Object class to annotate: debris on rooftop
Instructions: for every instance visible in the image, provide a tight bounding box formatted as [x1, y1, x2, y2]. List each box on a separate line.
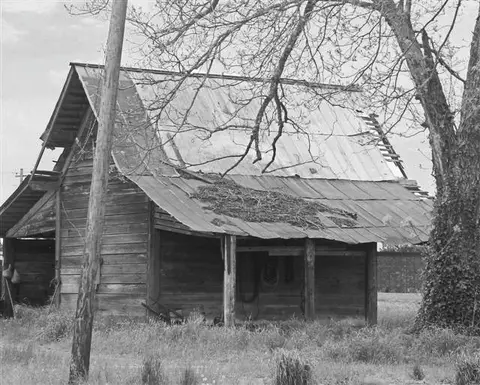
[191, 178, 357, 229]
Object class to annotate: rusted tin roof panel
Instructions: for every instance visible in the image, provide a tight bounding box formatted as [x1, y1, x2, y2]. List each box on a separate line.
[127, 174, 431, 244]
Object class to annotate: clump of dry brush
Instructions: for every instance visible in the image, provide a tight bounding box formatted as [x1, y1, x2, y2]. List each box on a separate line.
[274, 349, 312, 385]
[192, 178, 357, 230]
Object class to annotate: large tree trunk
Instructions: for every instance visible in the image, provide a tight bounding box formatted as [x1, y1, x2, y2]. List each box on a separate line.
[384, 3, 480, 330]
[416, 8, 480, 331]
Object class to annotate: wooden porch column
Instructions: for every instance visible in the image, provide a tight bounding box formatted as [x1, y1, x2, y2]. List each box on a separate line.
[365, 242, 378, 325]
[304, 238, 315, 321]
[146, 201, 162, 316]
[54, 189, 62, 307]
[2, 238, 15, 317]
[223, 235, 236, 327]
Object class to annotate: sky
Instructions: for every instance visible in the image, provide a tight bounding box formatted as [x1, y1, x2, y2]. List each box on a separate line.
[1, 0, 109, 202]
[0, 1, 477, 203]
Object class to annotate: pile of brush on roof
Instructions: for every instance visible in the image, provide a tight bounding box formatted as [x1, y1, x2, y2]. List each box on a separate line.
[191, 177, 357, 230]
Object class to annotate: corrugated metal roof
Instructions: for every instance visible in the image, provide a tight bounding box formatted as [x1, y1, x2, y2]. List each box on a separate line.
[14, 63, 430, 245]
[72, 64, 404, 181]
[127, 173, 432, 244]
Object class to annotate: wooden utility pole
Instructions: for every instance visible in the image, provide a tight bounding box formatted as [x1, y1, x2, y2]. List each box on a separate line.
[68, 1, 128, 383]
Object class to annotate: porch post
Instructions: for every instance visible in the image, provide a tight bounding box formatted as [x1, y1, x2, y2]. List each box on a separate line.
[2, 238, 15, 317]
[365, 242, 378, 325]
[304, 238, 315, 320]
[223, 234, 236, 327]
[54, 189, 62, 307]
[146, 201, 162, 317]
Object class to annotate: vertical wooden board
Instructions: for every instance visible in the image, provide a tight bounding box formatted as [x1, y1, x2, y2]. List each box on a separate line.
[55, 189, 61, 306]
[365, 243, 378, 325]
[158, 231, 223, 318]
[304, 238, 315, 320]
[223, 235, 237, 326]
[147, 202, 161, 315]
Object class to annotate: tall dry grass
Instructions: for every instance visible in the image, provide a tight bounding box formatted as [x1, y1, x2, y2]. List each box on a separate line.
[0, 293, 477, 384]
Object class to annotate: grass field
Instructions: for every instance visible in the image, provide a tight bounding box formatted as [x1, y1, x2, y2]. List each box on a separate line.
[0, 293, 478, 385]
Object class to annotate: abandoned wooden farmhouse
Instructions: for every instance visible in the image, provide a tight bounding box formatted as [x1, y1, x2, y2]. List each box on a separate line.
[0, 63, 432, 324]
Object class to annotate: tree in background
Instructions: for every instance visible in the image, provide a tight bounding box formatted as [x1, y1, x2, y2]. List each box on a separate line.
[78, 0, 480, 331]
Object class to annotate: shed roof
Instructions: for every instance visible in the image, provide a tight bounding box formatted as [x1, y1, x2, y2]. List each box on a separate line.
[0, 172, 58, 237]
[133, 175, 432, 244]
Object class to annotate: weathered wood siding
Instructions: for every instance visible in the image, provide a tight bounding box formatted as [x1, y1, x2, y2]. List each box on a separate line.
[60, 152, 150, 316]
[316, 254, 365, 318]
[155, 232, 366, 321]
[157, 231, 223, 318]
[10, 239, 55, 305]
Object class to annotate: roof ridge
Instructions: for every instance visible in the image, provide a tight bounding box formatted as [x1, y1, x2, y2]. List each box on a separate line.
[70, 62, 362, 92]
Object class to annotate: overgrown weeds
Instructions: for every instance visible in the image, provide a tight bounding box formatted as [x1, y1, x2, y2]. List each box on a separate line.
[2, 294, 480, 384]
[141, 356, 169, 385]
[275, 349, 312, 385]
[455, 353, 480, 385]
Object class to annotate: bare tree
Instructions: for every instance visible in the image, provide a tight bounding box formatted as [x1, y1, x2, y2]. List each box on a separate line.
[74, 0, 480, 331]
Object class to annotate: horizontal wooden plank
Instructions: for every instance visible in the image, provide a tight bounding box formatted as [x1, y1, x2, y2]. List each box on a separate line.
[61, 183, 141, 197]
[62, 233, 149, 247]
[61, 263, 147, 275]
[61, 222, 148, 238]
[62, 174, 93, 185]
[61, 213, 148, 230]
[62, 202, 148, 220]
[61, 192, 148, 210]
[61, 293, 145, 316]
[61, 273, 146, 286]
[154, 224, 212, 237]
[378, 251, 422, 258]
[237, 246, 365, 257]
[62, 243, 147, 257]
[62, 254, 147, 267]
[62, 283, 146, 295]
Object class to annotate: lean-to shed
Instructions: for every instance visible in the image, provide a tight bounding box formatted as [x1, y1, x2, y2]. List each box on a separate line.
[0, 63, 432, 323]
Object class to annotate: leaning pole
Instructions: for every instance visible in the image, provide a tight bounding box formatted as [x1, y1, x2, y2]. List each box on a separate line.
[68, 1, 128, 383]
